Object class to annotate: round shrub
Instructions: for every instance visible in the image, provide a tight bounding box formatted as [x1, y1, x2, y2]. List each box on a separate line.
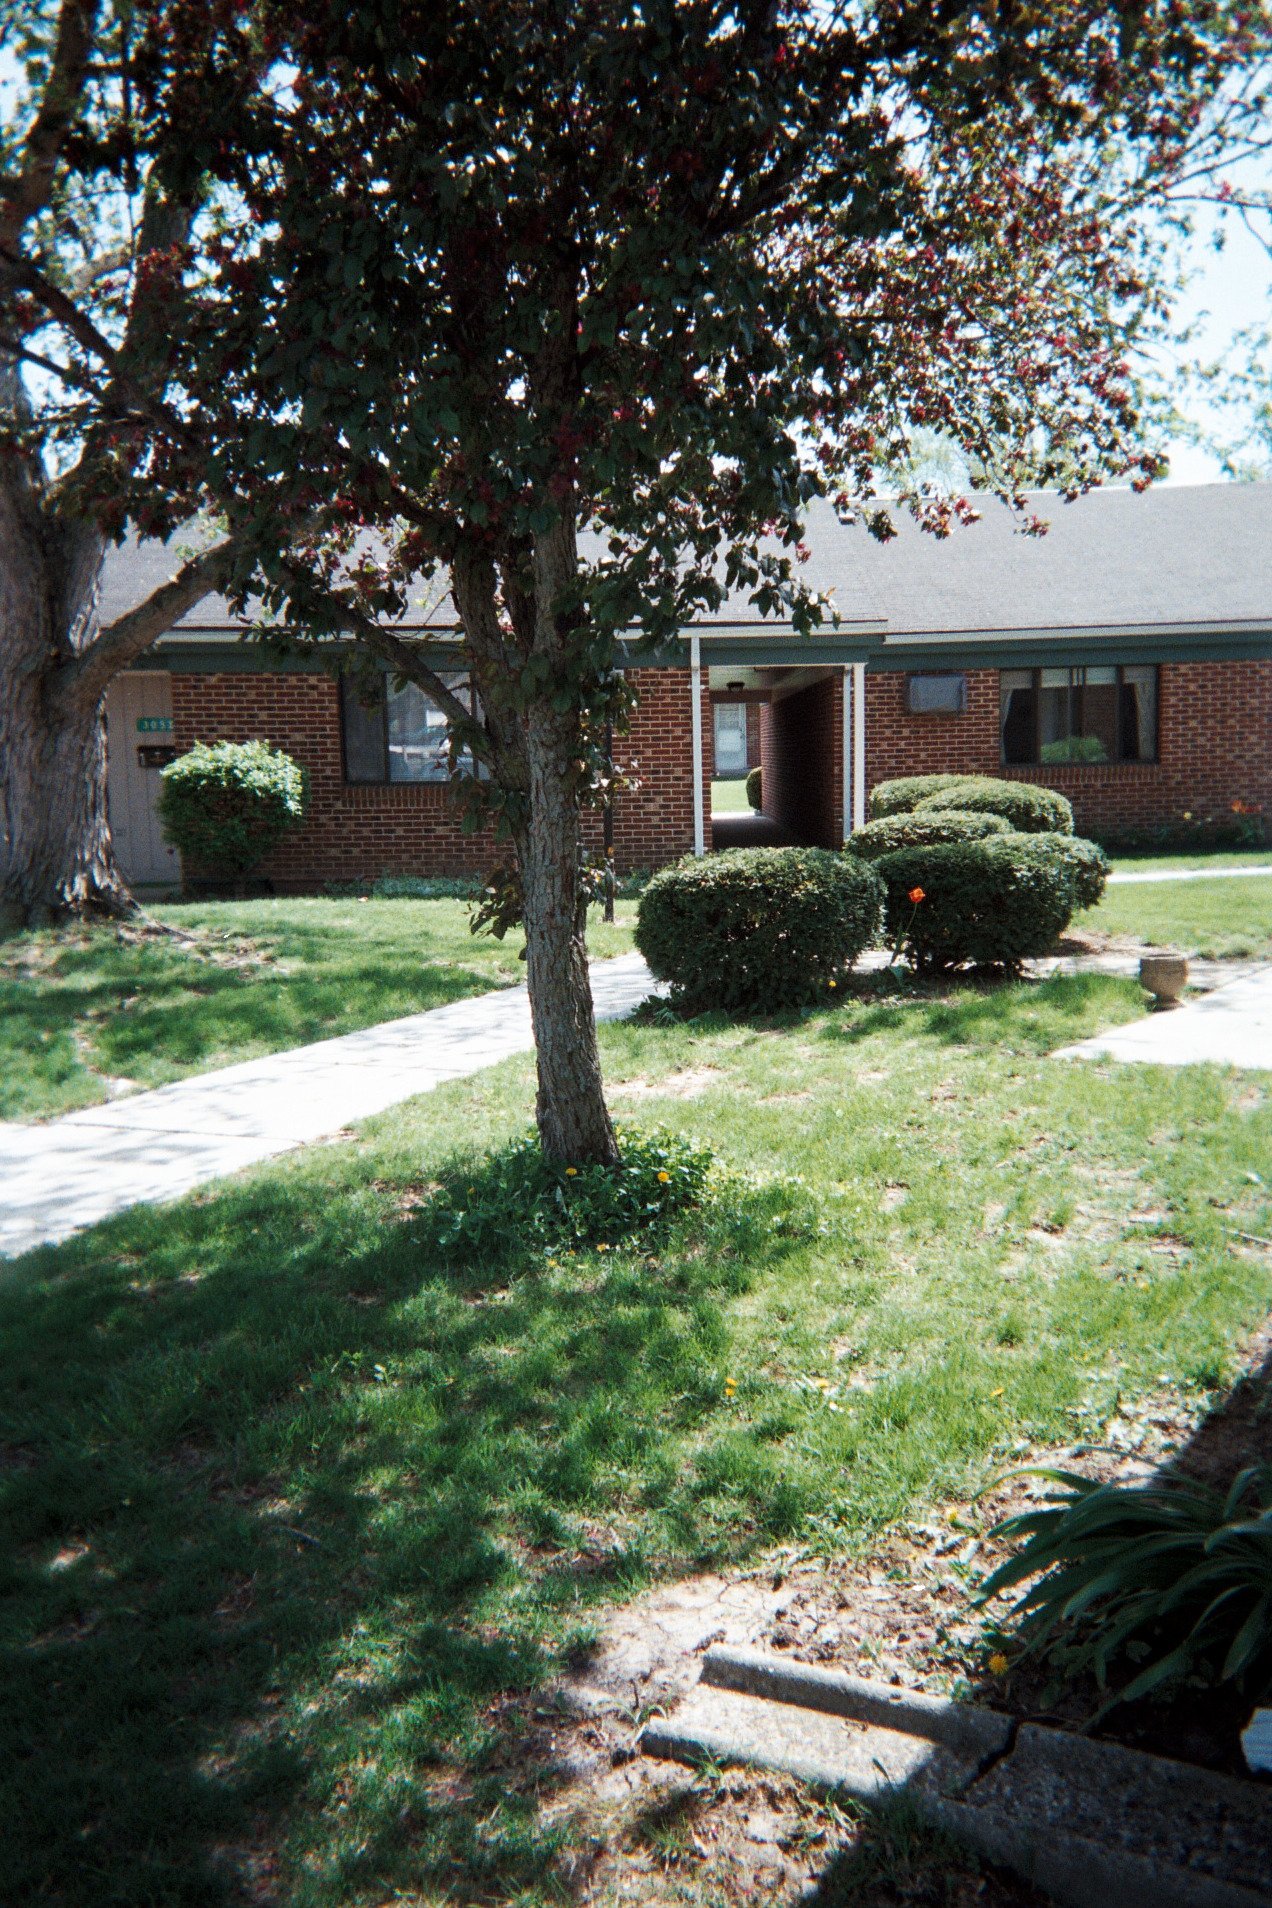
[158, 739, 309, 883]
[845, 807, 1012, 862]
[636, 846, 884, 1014]
[745, 764, 763, 811]
[1031, 832, 1109, 910]
[919, 778, 1074, 835]
[877, 836, 1078, 974]
[869, 773, 980, 819]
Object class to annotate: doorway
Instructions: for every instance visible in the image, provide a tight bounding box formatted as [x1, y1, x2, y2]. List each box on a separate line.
[105, 673, 181, 887]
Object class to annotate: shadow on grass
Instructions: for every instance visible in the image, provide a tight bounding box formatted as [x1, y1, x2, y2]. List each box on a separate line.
[0, 918, 511, 1120]
[825, 972, 1140, 1057]
[0, 1161, 810, 1904]
[804, 1795, 1047, 1906]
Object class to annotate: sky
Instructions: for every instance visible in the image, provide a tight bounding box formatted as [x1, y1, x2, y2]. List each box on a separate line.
[1156, 199, 1270, 484]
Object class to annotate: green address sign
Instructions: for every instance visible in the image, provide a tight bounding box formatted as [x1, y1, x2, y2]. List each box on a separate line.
[136, 717, 173, 733]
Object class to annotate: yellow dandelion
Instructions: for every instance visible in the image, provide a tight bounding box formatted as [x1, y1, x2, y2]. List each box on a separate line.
[597, 1242, 609, 1251]
[657, 1170, 671, 1183]
[828, 978, 837, 989]
[989, 1385, 1005, 1399]
[565, 1167, 578, 1176]
[988, 1653, 1009, 1677]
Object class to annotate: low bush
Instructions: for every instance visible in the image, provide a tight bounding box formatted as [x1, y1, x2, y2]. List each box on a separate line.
[635, 846, 883, 1014]
[919, 779, 1074, 835]
[1030, 832, 1109, 910]
[417, 1125, 714, 1256]
[978, 1464, 1272, 1720]
[745, 764, 763, 811]
[877, 836, 1077, 973]
[869, 773, 979, 819]
[158, 739, 309, 885]
[846, 808, 1012, 863]
[372, 873, 481, 900]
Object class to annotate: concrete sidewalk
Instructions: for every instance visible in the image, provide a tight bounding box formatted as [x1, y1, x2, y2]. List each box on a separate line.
[1107, 864, 1272, 884]
[0, 952, 657, 1260]
[1057, 963, 1272, 1069]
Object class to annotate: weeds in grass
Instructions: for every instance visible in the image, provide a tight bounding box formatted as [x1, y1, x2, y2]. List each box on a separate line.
[417, 1125, 714, 1256]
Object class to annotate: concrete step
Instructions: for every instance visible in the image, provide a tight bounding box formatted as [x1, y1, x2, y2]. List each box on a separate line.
[643, 1645, 1272, 1907]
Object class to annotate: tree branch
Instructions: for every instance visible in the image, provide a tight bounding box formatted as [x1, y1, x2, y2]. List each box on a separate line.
[69, 535, 239, 703]
[0, 0, 100, 253]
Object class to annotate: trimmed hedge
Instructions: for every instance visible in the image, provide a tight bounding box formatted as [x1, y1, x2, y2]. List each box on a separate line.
[876, 836, 1077, 973]
[845, 807, 1012, 862]
[919, 778, 1074, 836]
[745, 764, 762, 811]
[1030, 832, 1109, 910]
[159, 739, 309, 883]
[635, 846, 883, 1014]
[869, 773, 978, 819]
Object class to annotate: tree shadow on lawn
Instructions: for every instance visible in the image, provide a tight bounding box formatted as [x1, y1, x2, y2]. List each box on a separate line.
[826, 972, 1141, 1057]
[0, 928, 508, 1119]
[0, 1161, 809, 1905]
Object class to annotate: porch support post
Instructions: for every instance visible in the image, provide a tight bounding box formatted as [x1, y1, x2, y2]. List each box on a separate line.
[852, 660, 867, 831]
[690, 632, 705, 856]
[842, 666, 853, 842]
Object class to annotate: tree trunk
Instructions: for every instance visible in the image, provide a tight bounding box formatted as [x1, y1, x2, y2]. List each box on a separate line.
[0, 490, 132, 924]
[519, 693, 619, 1166]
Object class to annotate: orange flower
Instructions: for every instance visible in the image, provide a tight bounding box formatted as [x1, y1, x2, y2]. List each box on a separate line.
[908, 886, 926, 905]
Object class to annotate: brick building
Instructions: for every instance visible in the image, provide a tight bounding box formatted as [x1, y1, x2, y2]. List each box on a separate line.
[104, 483, 1272, 888]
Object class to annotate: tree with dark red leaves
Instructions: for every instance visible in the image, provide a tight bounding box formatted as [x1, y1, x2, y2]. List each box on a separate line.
[211, 1, 1263, 1161]
[3, 1, 1267, 1160]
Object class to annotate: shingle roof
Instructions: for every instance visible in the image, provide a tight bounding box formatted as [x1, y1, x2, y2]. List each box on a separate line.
[821, 482, 1272, 636]
[99, 481, 1272, 643]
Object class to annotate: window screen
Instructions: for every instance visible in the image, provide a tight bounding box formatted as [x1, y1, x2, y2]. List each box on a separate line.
[1000, 666, 1158, 766]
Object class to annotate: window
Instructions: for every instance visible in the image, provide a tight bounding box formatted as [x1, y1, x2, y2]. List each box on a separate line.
[1000, 665, 1157, 767]
[907, 673, 967, 716]
[341, 670, 476, 784]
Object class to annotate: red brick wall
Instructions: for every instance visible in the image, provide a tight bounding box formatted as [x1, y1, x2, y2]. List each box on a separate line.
[168, 655, 1272, 884]
[170, 664, 707, 887]
[762, 673, 844, 847]
[863, 661, 1272, 838]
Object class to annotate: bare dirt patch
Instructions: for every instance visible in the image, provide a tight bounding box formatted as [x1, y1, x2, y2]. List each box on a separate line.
[612, 1066, 725, 1101]
[510, 1315, 1272, 1901]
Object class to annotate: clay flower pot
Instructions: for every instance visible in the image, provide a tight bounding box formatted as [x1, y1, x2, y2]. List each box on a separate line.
[1139, 952, 1189, 1008]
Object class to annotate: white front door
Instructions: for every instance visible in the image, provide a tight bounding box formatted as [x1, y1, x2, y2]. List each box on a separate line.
[105, 674, 181, 886]
[713, 702, 748, 776]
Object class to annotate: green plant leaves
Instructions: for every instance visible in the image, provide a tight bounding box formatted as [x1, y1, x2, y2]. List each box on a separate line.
[976, 1463, 1272, 1718]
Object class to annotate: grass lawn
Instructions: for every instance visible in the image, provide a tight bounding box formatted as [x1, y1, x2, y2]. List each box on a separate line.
[712, 775, 755, 814]
[3, 973, 1270, 1904]
[0, 897, 636, 1123]
[1078, 875, 1272, 958]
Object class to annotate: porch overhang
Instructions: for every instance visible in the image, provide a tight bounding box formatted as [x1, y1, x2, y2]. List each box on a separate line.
[685, 617, 1272, 672]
